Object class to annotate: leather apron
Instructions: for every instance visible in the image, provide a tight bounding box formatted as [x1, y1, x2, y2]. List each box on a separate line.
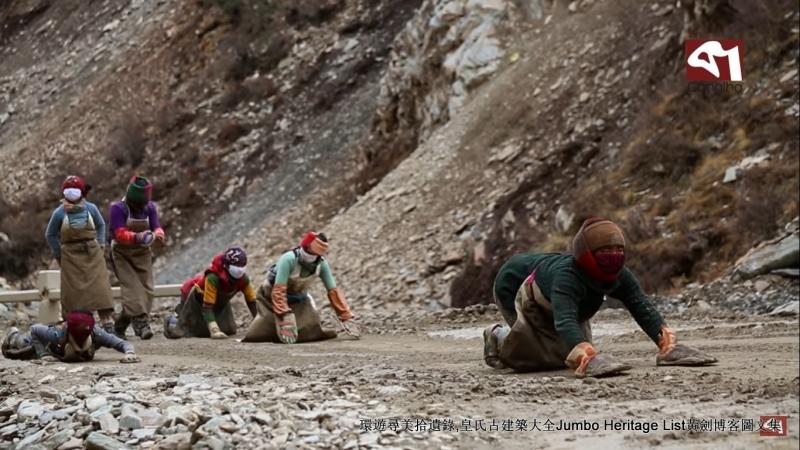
[59, 210, 114, 315]
[111, 215, 154, 317]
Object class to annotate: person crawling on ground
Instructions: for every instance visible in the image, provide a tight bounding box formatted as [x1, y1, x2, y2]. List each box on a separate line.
[483, 217, 717, 378]
[1, 311, 140, 363]
[243, 231, 360, 344]
[164, 247, 257, 339]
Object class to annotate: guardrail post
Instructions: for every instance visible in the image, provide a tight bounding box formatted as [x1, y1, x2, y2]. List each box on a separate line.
[37, 270, 62, 324]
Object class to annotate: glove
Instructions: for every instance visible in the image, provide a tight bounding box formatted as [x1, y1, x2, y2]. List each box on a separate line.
[337, 317, 361, 339]
[207, 321, 227, 339]
[135, 231, 155, 246]
[120, 352, 140, 363]
[276, 313, 298, 344]
[327, 288, 353, 322]
[565, 342, 631, 378]
[154, 228, 166, 243]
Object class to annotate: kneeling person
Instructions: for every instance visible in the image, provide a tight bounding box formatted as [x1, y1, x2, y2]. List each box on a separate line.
[165, 247, 257, 339]
[2, 311, 140, 363]
[244, 231, 359, 344]
[484, 217, 716, 378]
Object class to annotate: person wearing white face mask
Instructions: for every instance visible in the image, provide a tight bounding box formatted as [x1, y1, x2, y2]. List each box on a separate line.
[243, 231, 360, 344]
[164, 247, 258, 339]
[45, 176, 115, 332]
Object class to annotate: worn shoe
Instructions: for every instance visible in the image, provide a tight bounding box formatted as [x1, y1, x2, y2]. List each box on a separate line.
[132, 316, 154, 340]
[114, 315, 130, 340]
[483, 324, 507, 369]
[162, 315, 183, 339]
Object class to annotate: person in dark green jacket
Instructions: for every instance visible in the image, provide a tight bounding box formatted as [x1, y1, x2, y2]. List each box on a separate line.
[484, 217, 717, 378]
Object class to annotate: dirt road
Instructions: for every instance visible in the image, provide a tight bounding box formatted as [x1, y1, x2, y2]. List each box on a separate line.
[1, 308, 798, 449]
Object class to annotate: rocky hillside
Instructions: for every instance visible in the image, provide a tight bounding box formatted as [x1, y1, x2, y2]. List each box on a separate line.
[1, 0, 798, 314]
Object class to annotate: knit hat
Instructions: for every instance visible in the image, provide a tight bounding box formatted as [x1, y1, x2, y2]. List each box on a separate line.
[66, 311, 95, 344]
[301, 231, 329, 256]
[126, 175, 152, 205]
[223, 246, 247, 267]
[572, 217, 626, 283]
[61, 175, 87, 195]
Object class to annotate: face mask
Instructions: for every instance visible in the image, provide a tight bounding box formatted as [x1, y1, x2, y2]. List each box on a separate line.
[297, 248, 318, 264]
[63, 188, 82, 202]
[227, 265, 246, 279]
[594, 250, 625, 274]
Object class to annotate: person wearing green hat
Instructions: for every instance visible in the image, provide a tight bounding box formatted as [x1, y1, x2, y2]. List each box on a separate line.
[108, 175, 166, 340]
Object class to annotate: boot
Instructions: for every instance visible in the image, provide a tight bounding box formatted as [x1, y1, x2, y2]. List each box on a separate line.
[114, 314, 131, 340]
[133, 315, 154, 340]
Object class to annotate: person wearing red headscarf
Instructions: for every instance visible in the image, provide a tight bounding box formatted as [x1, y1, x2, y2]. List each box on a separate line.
[1, 311, 139, 363]
[164, 247, 258, 339]
[45, 176, 115, 330]
[243, 231, 359, 344]
[483, 217, 716, 378]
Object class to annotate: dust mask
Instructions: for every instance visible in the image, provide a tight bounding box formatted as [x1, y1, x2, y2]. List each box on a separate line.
[63, 188, 82, 202]
[228, 265, 246, 279]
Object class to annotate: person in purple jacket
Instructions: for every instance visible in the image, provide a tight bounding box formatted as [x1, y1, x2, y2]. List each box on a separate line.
[108, 175, 166, 340]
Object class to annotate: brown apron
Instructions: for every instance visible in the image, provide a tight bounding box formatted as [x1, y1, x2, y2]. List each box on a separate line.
[59, 211, 114, 315]
[243, 277, 336, 343]
[111, 216, 154, 317]
[497, 278, 592, 372]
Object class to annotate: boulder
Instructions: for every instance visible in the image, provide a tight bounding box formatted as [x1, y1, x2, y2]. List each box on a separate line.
[735, 233, 799, 278]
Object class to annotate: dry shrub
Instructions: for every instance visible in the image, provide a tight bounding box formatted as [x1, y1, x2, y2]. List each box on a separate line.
[109, 112, 147, 168]
[735, 165, 791, 242]
[218, 120, 248, 145]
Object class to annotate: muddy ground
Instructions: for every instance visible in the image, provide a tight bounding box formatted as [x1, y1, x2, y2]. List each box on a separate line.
[1, 306, 798, 449]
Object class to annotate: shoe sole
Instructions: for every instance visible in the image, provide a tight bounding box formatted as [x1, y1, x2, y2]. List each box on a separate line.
[483, 326, 505, 369]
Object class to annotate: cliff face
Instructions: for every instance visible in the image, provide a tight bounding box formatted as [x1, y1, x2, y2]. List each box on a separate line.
[1, 0, 798, 314]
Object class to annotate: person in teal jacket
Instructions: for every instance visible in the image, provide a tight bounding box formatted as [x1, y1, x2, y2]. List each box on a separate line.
[484, 217, 717, 378]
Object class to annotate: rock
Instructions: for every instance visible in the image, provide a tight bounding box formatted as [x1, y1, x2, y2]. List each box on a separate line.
[99, 413, 120, 434]
[85, 396, 108, 412]
[722, 166, 738, 183]
[57, 437, 83, 450]
[442, 246, 464, 264]
[555, 206, 575, 233]
[43, 429, 73, 449]
[735, 233, 799, 278]
[780, 68, 798, 83]
[753, 280, 770, 293]
[771, 268, 799, 278]
[16, 428, 46, 448]
[102, 20, 120, 33]
[769, 301, 799, 316]
[131, 428, 156, 440]
[578, 92, 590, 103]
[84, 432, 133, 450]
[17, 400, 45, 421]
[153, 432, 191, 450]
[119, 413, 142, 431]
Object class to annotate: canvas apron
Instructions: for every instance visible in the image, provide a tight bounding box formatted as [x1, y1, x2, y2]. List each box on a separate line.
[175, 286, 238, 337]
[497, 274, 592, 372]
[59, 212, 114, 315]
[111, 216, 154, 317]
[243, 274, 335, 343]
